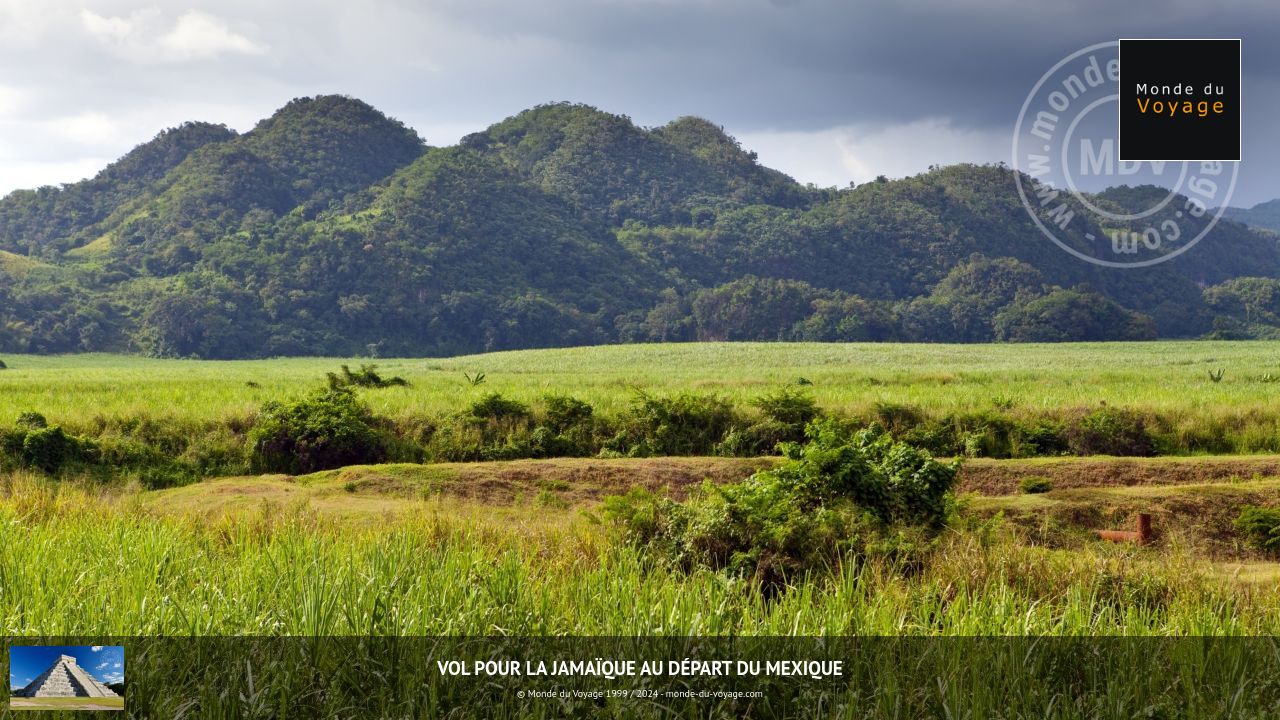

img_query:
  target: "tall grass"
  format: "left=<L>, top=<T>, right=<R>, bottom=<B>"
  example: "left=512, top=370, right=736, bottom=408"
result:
left=1, top=473, right=1276, bottom=638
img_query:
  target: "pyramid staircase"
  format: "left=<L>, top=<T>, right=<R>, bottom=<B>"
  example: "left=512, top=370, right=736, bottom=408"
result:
left=14, top=654, right=118, bottom=698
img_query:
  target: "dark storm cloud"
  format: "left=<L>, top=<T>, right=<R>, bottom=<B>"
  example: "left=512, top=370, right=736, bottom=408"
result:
left=0, top=0, right=1276, bottom=203
left=407, top=0, right=1280, bottom=130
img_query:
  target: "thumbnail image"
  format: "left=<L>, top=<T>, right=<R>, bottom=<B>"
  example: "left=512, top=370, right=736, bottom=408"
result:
left=9, top=646, right=124, bottom=712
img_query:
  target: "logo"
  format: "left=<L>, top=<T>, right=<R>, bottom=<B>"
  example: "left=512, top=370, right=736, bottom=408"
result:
left=1119, top=39, right=1241, bottom=161
left=1012, top=41, right=1238, bottom=268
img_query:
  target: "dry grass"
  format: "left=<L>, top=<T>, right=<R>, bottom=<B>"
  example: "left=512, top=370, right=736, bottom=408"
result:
left=958, top=454, right=1280, bottom=494
left=970, top=476, right=1280, bottom=560
left=144, top=456, right=777, bottom=519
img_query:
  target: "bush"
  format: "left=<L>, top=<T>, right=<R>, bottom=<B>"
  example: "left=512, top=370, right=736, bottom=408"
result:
left=718, top=387, right=822, bottom=455
left=1, top=412, right=96, bottom=474
left=249, top=389, right=390, bottom=474
left=1017, top=418, right=1067, bottom=456
left=1234, top=506, right=1280, bottom=555
left=1064, top=406, right=1155, bottom=456
left=326, top=364, right=408, bottom=390
left=604, top=420, right=959, bottom=592
left=16, top=411, right=47, bottom=430
left=542, top=395, right=593, bottom=434
left=752, top=387, right=819, bottom=428
left=952, top=411, right=1018, bottom=458
left=607, top=392, right=740, bottom=457
left=468, top=393, right=531, bottom=422
left=1019, top=476, right=1053, bottom=494
left=716, top=419, right=796, bottom=457
left=872, top=402, right=925, bottom=434
left=21, top=426, right=95, bottom=474
left=0, top=359, right=7, bottom=369
left=0, top=428, right=23, bottom=464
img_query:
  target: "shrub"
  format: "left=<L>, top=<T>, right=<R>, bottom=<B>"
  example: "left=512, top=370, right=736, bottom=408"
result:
left=326, top=364, right=408, bottom=390
left=872, top=402, right=925, bottom=434
left=718, top=387, right=822, bottom=455
left=752, top=387, right=819, bottom=428
left=951, top=412, right=1018, bottom=458
left=21, top=426, right=94, bottom=474
left=94, top=437, right=201, bottom=489
left=249, top=389, right=389, bottom=474
left=421, top=394, right=538, bottom=462
left=1064, top=406, right=1155, bottom=456
left=468, top=393, right=531, bottom=422
left=0, top=359, right=7, bottom=369
left=1017, top=418, right=1067, bottom=456
left=1019, top=476, right=1053, bottom=494
left=0, top=428, right=23, bottom=464
left=524, top=426, right=578, bottom=459
left=604, top=420, right=959, bottom=592
left=542, top=395, right=593, bottom=434
left=608, top=392, right=739, bottom=457
left=900, top=421, right=960, bottom=456
left=1234, top=506, right=1280, bottom=555
left=16, top=411, right=47, bottom=430
left=716, top=419, right=796, bottom=457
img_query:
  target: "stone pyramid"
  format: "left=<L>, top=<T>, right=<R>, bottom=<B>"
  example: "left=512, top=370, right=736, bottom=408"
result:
left=14, top=654, right=119, bottom=698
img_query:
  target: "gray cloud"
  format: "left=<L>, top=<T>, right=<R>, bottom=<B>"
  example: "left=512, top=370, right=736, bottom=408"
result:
left=0, top=0, right=1275, bottom=204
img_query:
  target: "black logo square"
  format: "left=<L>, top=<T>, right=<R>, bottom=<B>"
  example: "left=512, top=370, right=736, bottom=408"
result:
left=1119, top=39, right=1240, bottom=161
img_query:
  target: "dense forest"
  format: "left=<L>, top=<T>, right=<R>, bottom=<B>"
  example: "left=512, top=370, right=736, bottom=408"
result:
left=2, top=95, right=1280, bottom=357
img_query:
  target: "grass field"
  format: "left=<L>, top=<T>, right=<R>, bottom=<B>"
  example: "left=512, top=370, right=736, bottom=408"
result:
left=3, top=341, right=1280, bottom=427
left=0, top=467, right=1277, bottom=638
left=1, top=344, right=1278, bottom=641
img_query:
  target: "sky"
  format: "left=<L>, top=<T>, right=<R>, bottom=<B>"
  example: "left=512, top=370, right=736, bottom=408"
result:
left=9, top=645, right=125, bottom=690
left=0, top=0, right=1277, bottom=206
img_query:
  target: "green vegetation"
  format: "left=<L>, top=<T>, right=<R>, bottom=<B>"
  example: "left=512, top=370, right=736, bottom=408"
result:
left=6, top=343, right=1280, bottom=486
left=1234, top=506, right=1280, bottom=555
left=2, top=468, right=1278, bottom=637
left=249, top=389, right=394, bottom=474
left=5, top=98, right=1280, bottom=357
left=326, top=363, right=408, bottom=390
left=1019, top=476, right=1053, bottom=494
left=605, top=420, right=957, bottom=591
left=2, top=411, right=97, bottom=475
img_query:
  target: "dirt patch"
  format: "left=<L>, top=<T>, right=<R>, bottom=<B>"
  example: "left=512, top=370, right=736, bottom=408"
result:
left=429, top=456, right=779, bottom=505
left=959, top=456, right=1280, bottom=495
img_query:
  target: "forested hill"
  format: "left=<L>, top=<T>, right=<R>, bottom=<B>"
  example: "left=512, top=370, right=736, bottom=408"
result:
left=2, top=95, right=1280, bottom=358
left=1223, top=199, right=1280, bottom=234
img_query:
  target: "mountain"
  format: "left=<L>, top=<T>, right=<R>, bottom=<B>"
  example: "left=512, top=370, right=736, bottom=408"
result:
left=0, top=121, right=236, bottom=255
left=1, top=96, right=1279, bottom=357
left=1222, top=199, right=1280, bottom=234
